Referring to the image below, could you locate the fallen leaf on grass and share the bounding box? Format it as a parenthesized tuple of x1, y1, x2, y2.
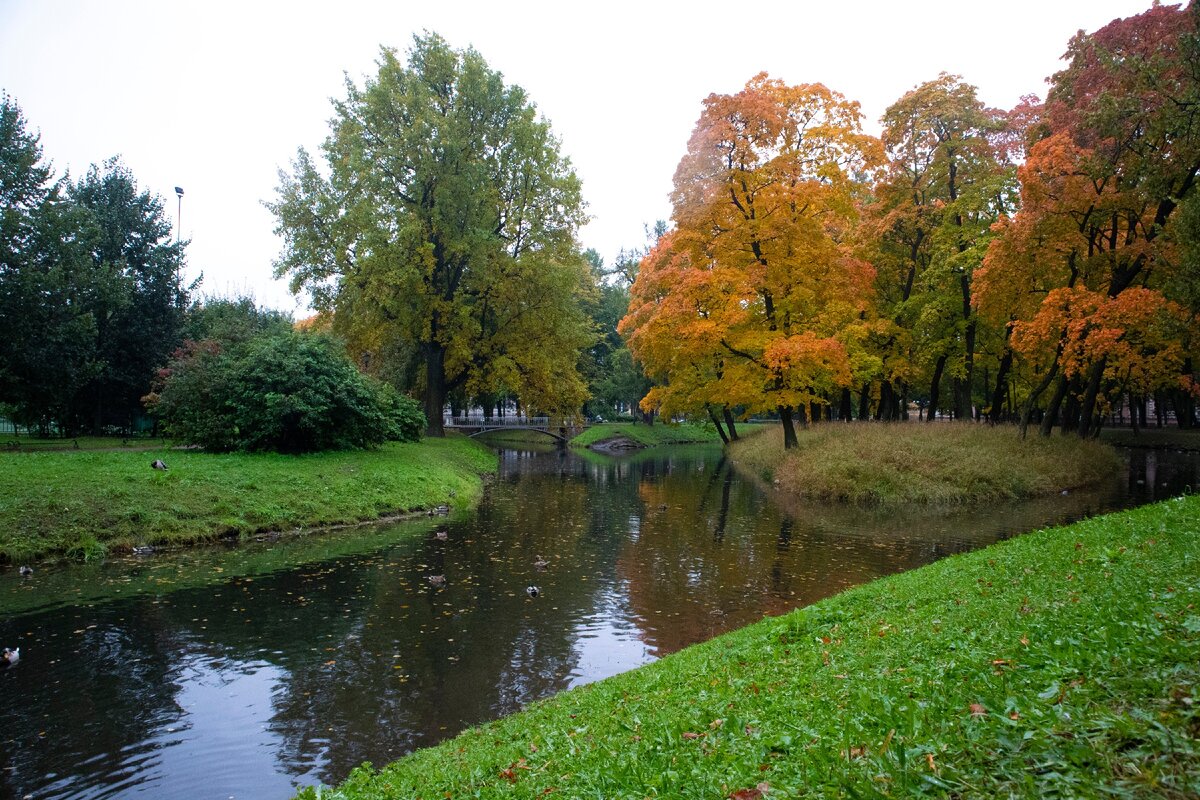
(969, 703, 987, 717)
(682, 731, 704, 740)
(729, 782, 770, 799)
(926, 753, 938, 773)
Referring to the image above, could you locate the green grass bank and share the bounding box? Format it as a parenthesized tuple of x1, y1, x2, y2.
(570, 421, 724, 449)
(302, 494, 1200, 799)
(730, 422, 1121, 508)
(0, 435, 496, 563)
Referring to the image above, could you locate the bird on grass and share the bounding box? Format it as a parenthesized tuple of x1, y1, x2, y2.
(150, 459, 168, 471)
(2, 648, 19, 666)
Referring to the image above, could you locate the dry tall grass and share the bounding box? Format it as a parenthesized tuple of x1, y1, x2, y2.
(729, 421, 1121, 507)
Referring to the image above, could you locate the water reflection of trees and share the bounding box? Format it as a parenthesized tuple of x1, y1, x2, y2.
(5, 444, 1197, 797)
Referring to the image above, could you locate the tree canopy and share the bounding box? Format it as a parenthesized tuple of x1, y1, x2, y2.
(621, 74, 881, 448)
(269, 34, 594, 435)
(0, 95, 189, 435)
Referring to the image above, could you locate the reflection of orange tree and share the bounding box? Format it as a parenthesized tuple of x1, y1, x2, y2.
(618, 459, 1004, 658)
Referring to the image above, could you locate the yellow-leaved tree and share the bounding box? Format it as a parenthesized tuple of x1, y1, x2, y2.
(620, 74, 881, 448)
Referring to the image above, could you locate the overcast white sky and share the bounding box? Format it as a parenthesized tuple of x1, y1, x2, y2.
(1, 0, 1156, 314)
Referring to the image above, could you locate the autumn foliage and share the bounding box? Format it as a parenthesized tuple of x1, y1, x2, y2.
(621, 74, 880, 447)
(622, 3, 1200, 444)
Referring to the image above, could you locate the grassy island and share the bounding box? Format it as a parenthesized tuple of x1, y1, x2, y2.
(0, 436, 496, 563)
(569, 421, 724, 449)
(729, 422, 1122, 508)
(301, 493, 1200, 799)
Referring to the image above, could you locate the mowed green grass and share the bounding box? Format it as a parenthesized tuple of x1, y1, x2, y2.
(0, 436, 496, 562)
(730, 422, 1121, 507)
(301, 494, 1200, 800)
(570, 421, 723, 448)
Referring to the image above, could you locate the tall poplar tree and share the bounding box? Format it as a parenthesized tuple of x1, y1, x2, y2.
(269, 34, 592, 436)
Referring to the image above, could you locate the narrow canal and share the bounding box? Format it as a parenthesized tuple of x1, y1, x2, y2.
(1, 442, 1196, 798)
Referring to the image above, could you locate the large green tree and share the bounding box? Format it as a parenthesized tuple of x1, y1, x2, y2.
(0, 96, 99, 433)
(69, 158, 189, 433)
(0, 96, 189, 435)
(269, 34, 593, 436)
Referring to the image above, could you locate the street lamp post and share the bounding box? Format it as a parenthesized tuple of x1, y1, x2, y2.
(174, 186, 184, 243)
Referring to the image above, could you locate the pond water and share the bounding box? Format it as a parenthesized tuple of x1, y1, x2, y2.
(0, 442, 1196, 799)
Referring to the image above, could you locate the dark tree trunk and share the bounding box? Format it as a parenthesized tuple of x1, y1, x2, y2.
(707, 406, 730, 444)
(723, 407, 739, 441)
(1022, 361, 1059, 438)
(423, 343, 447, 437)
(1040, 375, 1069, 437)
(988, 348, 1014, 424)
(927, 355, 947, 422)
(1076, 358, 1106, 438)
(779, 406, 799, 449)
(839, 388, 853, 422)
(858, 383, 871, 422)
(810, 401, 822, 424)
(879, 381, 894, 421)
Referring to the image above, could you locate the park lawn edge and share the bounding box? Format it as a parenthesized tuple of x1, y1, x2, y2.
(300, 494, 1200, 799)
(0, 435, 498, 564)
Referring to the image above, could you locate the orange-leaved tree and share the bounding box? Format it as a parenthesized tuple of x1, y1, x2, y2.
(620, 74, 880, 448)
(976, 2, 1200, 437)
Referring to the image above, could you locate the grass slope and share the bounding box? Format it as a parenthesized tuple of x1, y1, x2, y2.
(731, 422, 1121, 508)
(570, 421, 723, 448)
(302, 495, 1200, 799)
(0, 436, 496, 563)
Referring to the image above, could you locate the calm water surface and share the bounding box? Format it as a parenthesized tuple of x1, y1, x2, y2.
(1, 443, 1196, 798)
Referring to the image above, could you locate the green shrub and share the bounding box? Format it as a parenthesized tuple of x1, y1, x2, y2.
(147, 331, 424, 453)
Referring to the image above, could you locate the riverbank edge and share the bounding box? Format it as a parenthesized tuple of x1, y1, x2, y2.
(301, 493, 1200, 799)
(0, 435, 498, 565)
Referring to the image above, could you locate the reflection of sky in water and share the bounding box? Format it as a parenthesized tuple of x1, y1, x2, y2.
(141, 654, 301, 800)
(566, 587, 650, 688)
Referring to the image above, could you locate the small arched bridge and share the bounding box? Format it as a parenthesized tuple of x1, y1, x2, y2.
(444, 416, 586, 443)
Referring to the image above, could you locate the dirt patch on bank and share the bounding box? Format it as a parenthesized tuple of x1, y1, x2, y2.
(588, 435, 645, 454)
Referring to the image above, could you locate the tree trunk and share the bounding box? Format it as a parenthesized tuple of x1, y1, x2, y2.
(858, 383, 871, 422)
(1020, 364, 1057, 437)
(879, 380, 894, 421)
(779, 406, 799, 449)
(987, 348, 1014, 424)
(423, 343, 446, 437)
(723, 407, 739, 441)
(927, 354, 947, 422)
(839, 388, 853, 422)
(1076, 357, 1106, 438)
(707, 406, 730, 444)
(1040, 375, 1069, 437)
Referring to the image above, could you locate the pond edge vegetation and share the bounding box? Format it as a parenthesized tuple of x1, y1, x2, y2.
(0, 435, 497, 564)
(300, 492, 1200, 799)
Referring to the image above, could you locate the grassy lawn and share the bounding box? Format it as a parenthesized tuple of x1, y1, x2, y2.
(1, 435, 171, 451)
(730, 422, 1121, 508)
(570, 421, 724, 448)
(0, 435, 496, 563)
(301, 494, 1200, 799)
